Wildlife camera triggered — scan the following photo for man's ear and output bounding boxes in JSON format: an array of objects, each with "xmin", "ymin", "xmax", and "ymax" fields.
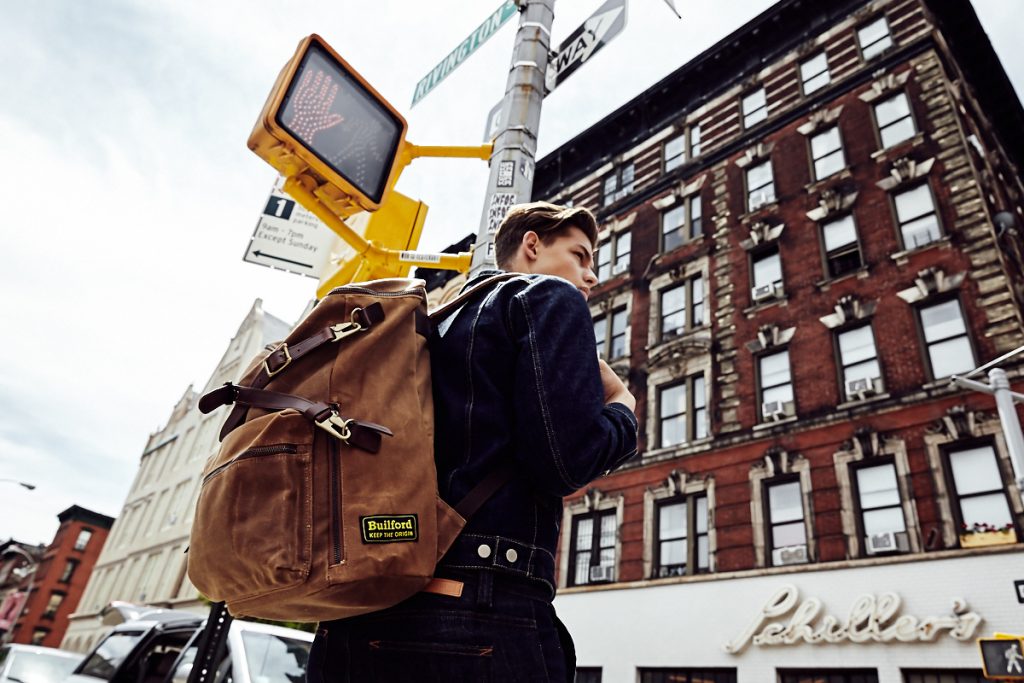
[{"xmin": 521, "ymin": 231, "xmax": 541, "ymax": 262}]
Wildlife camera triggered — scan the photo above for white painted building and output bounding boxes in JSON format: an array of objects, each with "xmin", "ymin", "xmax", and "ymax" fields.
[
  {"xmin": 62, "ymin": 300, "xmax": 292, "ymax": 653},
  {"xmin": 557, "ymin": 546, "xmax": 1024, "ymax": 683}
]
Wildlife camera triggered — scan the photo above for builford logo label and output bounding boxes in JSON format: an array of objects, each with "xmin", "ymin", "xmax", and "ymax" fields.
[{"xmin": 360, "ymin": 515, "xmax": 418, "ymax": 544}]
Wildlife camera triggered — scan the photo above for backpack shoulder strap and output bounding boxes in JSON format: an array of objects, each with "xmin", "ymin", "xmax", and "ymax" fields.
[{"xmin": 429, "ymin": 272, "xmax": 521, "ymax": 323}]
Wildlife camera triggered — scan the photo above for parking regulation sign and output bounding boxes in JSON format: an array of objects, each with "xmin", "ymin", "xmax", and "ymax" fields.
[{"xmin": 244, "ymin": 178, "xmax": 339, "ymax": 278}]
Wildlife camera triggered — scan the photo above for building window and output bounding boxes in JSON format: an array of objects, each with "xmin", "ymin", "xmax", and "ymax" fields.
[
  {"xmin": 893, "ymin": 184, "xmax": 941, "ymax": 249},
  {"xmin": 742, "ymin": 88, "xmax": 768, "ymax": 128},
  {"xmin": 780, "ymin": 671, "xmax": 878, "ymax": 683},
  {"xmin": 837, "ymin": 325, "xmax": 881, "ymax": 400},
  {"xmin": 918, "ymin": 299, "xmax": 976, "ymax": 379},
  {"xmin": 821, "ymin": 214, "xmax": 862, "ymax": 278},
  {"xmin": 766, "ymin": 479, "xmax": 808, "ymax": 565},
  {"xmin": 640, "ymin": 670, "xmax": 736, "ymax": 683},
  {"xmin": 746, "ymin": 160, "xmax": 776, "ymax": 211},
  {"xmin": 602, "ymin": 163, "xmax": 635, "ymax": 206},
  {"xmin": 811, "ymin": 127, "xmax": 845, "ymax": 180},
  {"xmin": 658, "ymin": 375, "xmax": 707, "ymax": 448},
  {"xmin": 758, "ymin": 350, "xmax": 793, "ymax": 420},
  {"xmin": 874, "ymin": 92, "xmax": 916, "ymax": 149},
  {"xmin": 662, "ymin": 195, "xmax": 702, "ymax": 252},
  {"xmin": 664, "ymin": 126, "xmax": 702, "ymax": 172},
  {"xmin": 858, "ymin": 16, "xmax": 893, "ymax": 60},
  {"xmin": 655, "ymin": 494, "xmax": 709, "ymax": 577},
  {"xmin": 854, "ymin": 462, "xmax": 908, "ymax": 553},
  {"xmin": 74, "ymin": 529, "xmax": 93, "ymax": 551},
  {"xmin": 751, "ymin": 248, "xmax": 783, "ymax": 301},
  {"xmin": 575, "ymin": 669, "xmax": 603, "ymax": 683},
  {"xmin": 800, "ymin": 53, "xmax": 831, "ymax": 95},
  {"xmin": 660, "ymin": 277, "xmax": 704, "ymax": 339},
  {"xmin": 570, "ymin": 510, "xmax": 617, "ymax": 586},
  {"xmin": 31, "ymin": 629, "xmax": 50, "ymax": 646},
  {"xmin": 59, "ymin": 559, "xmax": 79, "ymax": 583},
  {"xmin": 42, "ymin": 592, "xmax": 65, "ymax": 620},
  {"xmin": 594, "ymin": 308, "xmax": 629, "ymax": 361},
  {"xmin": 596, "ymin": 231, "xmax": 631, "ymax": 281},
  {"xmin": 948, "ymin": 444, "xmax": 1015, "ymax": 538},
  {"xmin": 903, "ymin": 671, "xmax": 986, "ymax": 683},
  {"xmin": 690, "ymin": 125, "xmax": 702, "ymax": 157}
]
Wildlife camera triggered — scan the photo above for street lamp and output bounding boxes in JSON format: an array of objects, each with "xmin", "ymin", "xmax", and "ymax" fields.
[
  {"xmin": 950, "ymin": 343, "xmax": 1024, "ymax": 498},
  {"xmin": 0, "ymin": 479, "xmax": 36, "ymax": 491},
  {"xmin": 1, "ymin": 546, "xmax": 39, "ymax": 645}
]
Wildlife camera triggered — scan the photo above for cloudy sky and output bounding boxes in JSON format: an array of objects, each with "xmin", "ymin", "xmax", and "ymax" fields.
[{"xmin": 1, "ymin": 0, "xmax": 1021, "ymax": 545}]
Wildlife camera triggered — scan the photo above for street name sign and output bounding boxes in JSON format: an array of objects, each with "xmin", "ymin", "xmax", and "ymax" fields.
[
  {"xmin": 244, "ymin": 177, "xmax": 339, "ymax": 278},
  {"xmin": 545, "ymin": 0, "xmax": 627, "ymax": 93},
  {"xmin": 412, "ymin": 0, "xmax": 519, "ymax": 107}
]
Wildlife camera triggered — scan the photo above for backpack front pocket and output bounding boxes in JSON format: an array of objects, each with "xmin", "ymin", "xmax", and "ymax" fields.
[{"xmin": 189, "ymin": 410, "xmax": 313, "ymax": 602}]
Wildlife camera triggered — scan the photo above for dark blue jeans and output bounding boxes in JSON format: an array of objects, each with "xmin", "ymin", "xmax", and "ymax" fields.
[{"xmin": 306, "ymin": 569, "xmax": 575, "ymax": 682}]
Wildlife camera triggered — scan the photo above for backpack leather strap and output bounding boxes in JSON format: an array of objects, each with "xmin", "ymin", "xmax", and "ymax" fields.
[
  {"xmin": 214, "ymin": 303, "xmax": 386, "ymax": 440},
  {"xmin": 200, "ymin": 384, "xmax": 392, "ymax": 454},
  {"xmin": 452, "ymin": 460, "xmax": 518, "ymax": 520},
  {"xmin": 428, "ymin": 273, "xmax": 520, "ymax": 324}
]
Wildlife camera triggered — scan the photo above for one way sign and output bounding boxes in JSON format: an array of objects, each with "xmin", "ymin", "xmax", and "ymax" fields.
[{"xmin": 545, "ymin": 0, "xmax": 627, "ymax": 93}]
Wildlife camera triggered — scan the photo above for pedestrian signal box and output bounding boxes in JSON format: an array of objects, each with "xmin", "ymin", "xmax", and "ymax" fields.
[
  {"xmin": 248, "ymin": 34, "xmax": 407, "ymax": 212},
  {"xmin": 979, "ymin": 636, "xmax": 1024, "ymax": 680}
]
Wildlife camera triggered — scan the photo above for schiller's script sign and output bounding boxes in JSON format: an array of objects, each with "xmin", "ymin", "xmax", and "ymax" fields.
[{"xmin": 723, "ymin": 584, "xmax": 982, "ymax": 653}]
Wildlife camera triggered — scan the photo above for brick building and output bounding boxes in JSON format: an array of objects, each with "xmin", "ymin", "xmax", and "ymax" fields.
[
  {"xmin": 4, "ymin": 506, "xmax": 113, "ymax": 648},
  {"xmin": 428, "ymin": 0, "xmax": 1024, "ymax": 680}
]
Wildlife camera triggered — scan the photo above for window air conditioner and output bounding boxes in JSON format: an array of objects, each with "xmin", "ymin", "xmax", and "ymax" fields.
[
  {"xmin": 771, "ymin": 544, "xmax": 808, "ymax": 566},
  {"xmin": 865, "ymin": 531, "xmax": 910, "ymax": 555},
  {"xmin": 613, "ymin": 261, "xmax": 629, "ymax": 275},
  {"xmin": 846, "ymin": 377, "xmax": 880, "ymax": 397},
  {"xmin": 588, "ymin": 565, "xmax": 616, "ymax": 583},
  {"xmin": 751, "ymin": 282, "xmax": 778, "ymax": 302},
  {"xmin": 762, "ymin": 400, "xmax": 787, "ymax": 420}
]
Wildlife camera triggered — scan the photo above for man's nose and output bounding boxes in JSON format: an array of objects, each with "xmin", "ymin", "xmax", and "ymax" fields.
[{"xmin": 583, "ymin": 267, "xmax": 598, "ymax": 287}]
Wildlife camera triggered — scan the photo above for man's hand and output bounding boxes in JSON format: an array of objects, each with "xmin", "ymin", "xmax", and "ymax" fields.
[{"xmin": 598, "ymin": 359, "xmax": 636, "ymax": 411}]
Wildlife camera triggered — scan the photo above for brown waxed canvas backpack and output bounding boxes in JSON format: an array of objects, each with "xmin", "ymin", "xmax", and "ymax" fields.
[{"xmin": 187, "ymin": 275, "xmax": 514, "ymax": 622}]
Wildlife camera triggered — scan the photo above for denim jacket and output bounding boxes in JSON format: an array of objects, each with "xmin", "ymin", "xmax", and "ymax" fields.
[{"xmin": 431, "ymin": 270, "xmax": 639, "ymax": 595}]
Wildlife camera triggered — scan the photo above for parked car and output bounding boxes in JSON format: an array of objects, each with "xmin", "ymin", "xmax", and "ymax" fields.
[
  {"xmin": 65, "ymin": 603, "xmax": 312, "ymax": 683},
  {"xmin": 0, "ymin": 643, "xmax": 83, "ymax": 683}
]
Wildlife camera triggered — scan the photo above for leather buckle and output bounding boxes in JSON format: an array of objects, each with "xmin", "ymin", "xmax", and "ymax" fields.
[
  {"xmin": 263, "ymin": 343, "xmax": 292, "ymax": 377},
  {"xmin": 316, "ymin": 411, "xmax": 353, "ymax": 442}
]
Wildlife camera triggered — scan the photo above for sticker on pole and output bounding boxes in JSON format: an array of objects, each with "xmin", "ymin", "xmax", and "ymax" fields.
[
  {"xmin": 487, "ymin": 193, "xmax": 518, "ymax": 233},
  {"xmin": 244, "ymin": 177, "xmax": 339, "ymax": 278},
  {"xmin": 399, "ymin": 251, "xmax": 442, "ymax": 264}
]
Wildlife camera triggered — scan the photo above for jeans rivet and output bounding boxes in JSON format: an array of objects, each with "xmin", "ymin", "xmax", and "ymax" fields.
[
  {"xmin": 477, "ymin": 543, "xmax": 492, "ymax": 559},
  {"xmin": 505, "ymin": 548, "xmax": 518, "ymax": 563}
]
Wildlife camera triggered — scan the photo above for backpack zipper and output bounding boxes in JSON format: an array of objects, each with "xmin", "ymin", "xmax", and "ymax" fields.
[
  {"xmin": 329, "ymin": 436, "xmax": 343, "ymax": 564},
  {"xmin": 326, "ymin": 285, "xmax": 425, "ymax": 298},
  {"xmin": 202, "ymin": 444, "xmax": 298, "ymax": 485}
]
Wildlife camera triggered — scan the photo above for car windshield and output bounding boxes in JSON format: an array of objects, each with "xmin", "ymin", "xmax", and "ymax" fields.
[
  {"xmin": 240, "ymin": 633, "xmax": 310, "ymax": 683},
  {"xmin": 4, "ymin": 649, "xmax": 81, "ymax": 683},
  {"xmin": 77, "ymin": 632, "xmax": 144, "ymax": 680}
]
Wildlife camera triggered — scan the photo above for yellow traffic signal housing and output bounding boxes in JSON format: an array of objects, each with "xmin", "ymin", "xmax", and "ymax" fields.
[
  {"xmin": 316, "ymin": 190, "xmax": 430, "ymax": 298},
  {"xmin": 248, "ymin": 34, "xmax": 407, "ymax": 213}
]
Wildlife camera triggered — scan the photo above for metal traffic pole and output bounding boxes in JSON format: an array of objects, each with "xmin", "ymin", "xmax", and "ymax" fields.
[
  {"xmin": 951, "ymin": 344, "xmax": 1024, "ymax": 497},
  {"xmin": 469, "ymin": 0, "xmax": 556, "ymax": 277}
]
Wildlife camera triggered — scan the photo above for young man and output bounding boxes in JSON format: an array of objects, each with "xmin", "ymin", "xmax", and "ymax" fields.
[{"xmin": 307, "ymin": 202, "xmax": 638, "ymax": 682}]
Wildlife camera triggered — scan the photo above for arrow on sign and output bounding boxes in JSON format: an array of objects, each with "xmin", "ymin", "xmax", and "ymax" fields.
[
  {"xmin": 545, "ymin": 0, "xmax": 627, "ymax": 92},
  {"xmin": 253, "ymin": 250, "xmax": 314, "ymax": 269}
]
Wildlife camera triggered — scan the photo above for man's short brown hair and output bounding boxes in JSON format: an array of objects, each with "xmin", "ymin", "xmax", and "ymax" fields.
[{"xmin": 493, "ymin": 201, "xmax": 599, "ymax": 268}]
